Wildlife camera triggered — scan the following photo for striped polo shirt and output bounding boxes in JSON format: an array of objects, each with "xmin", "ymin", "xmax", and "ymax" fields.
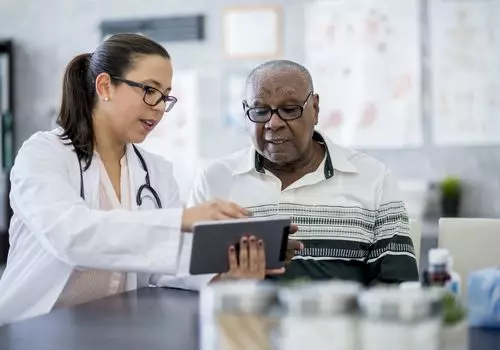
[
  {"xmin": 192, "ymin": 131, "xmax": 418, "ymax": 285},
  {"xmin": 158, "ymin": 131, "xmax": 418, "ymax": 290}
]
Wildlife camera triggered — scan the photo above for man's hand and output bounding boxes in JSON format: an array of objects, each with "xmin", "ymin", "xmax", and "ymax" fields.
[{"xmin": 285, "ymin": 224, "xmax": 303, "ymax": 265}]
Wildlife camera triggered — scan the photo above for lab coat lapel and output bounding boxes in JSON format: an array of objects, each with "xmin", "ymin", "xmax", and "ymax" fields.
[
  {"xmin": 125, "ymin": 144, "xmax": 148, "ymax": 291},
  {"xmin": 80, "ymin": 155, "xmax": 100, "ymax": 208}
]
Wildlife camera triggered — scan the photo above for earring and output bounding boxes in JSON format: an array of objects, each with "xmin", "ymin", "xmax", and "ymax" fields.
[{"xmin": 103, "ymin": 97, "xmax": 109, "ymax": 102}]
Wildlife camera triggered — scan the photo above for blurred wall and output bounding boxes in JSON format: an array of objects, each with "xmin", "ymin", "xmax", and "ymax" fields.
[{"xmin": 0, "ymin": 0, "xmax": 499, "ymax": 217}]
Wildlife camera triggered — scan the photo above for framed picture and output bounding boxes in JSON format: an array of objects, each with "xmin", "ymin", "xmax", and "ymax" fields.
[{"xmin": 222, "ymin": 5, "xmax": 283, "ymax": 59}]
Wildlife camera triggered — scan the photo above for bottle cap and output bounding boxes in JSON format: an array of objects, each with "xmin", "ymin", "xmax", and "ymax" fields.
[
  {"xmin": 399, "ymin": 281, "xmax": 422, "ymax": 290},
  {"xmin": 428, "ymin": 248, "xmax": 450, "ymax": 266},
  {"xmin": 359, "ymin": 286, "xmax": 442, "ymax": 321},
  {"xmin": 448, "ymin": 255, "xmax": 454, "ymax": 268},
  {"xmin": 278, "ymin": 280, "xmax": 361, "ymax": 316},
  {"xmin": 201, "ymin": 280, "xmax": 278, "ymax": 314}
]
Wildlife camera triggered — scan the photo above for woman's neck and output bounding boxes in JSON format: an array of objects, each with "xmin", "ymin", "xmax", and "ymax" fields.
[{"xmin": 93, "ymin": 113, "xmax": 126, "ymax": 164}]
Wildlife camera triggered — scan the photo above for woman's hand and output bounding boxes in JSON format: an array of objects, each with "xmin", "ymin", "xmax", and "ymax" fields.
[
  {"xmin": 212, "ymin": 235, "xmax": 285, "ymax": 282},
  {"xmin": 209, "ymin": 225, "xmax": 304, "ymax": 283},
  {"xmin": 181, "ymin": 199, "xmax": 249, "ymax": 232}
]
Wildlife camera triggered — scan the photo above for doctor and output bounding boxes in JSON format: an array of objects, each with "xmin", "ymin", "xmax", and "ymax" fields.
[{"xmin": 0, "ymin": 34, "xmax": 271, "ymax": 324}]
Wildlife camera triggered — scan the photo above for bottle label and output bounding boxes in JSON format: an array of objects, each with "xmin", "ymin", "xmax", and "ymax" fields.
[{"xmin": 446, "ymin": 280, "xmax": 460, "ymax": 296}]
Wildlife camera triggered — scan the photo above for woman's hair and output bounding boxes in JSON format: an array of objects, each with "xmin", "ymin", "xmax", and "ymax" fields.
[{"xmin": 57, "ymin": 33, "xmax": 170, "ymax": 170}]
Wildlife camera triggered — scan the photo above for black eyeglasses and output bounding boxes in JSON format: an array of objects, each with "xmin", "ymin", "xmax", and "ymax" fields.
[
  {"xmin": 111, "ymin": 76, "xmax": 178, "ymax": 112},
  {"xmin": 242, "ymin": 92, "xmax": 313, "ymax": 123}
]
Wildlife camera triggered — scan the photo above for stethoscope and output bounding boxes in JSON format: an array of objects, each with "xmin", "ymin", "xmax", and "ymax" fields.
[{"xmin": 78, "ymin": 145, "xmax": 162, "ymax": 208}]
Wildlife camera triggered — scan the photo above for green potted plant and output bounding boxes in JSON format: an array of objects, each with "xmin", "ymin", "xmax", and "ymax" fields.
[{"xmin": 439, "ymin": 176, "xmax": 462, "ymax": 217}]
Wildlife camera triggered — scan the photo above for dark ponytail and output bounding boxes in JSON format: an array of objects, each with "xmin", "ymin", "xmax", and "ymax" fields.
[
  {"xmin": 58, "ymin": 53, "xmax": 95, "ymax": 169},
  {"xmin": 57, "ymin": 34, "xmax": 170, "ymax": 170}
]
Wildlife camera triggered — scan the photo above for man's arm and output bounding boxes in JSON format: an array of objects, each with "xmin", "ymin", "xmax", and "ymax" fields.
[{"xmin": 365, "ymin": 168, "xmax": 419, "ymax": 285}]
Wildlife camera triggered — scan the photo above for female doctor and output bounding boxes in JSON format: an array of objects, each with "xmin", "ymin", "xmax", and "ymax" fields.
[{"xmin": 0, "ymin": 34, "xmax": 274, "ymax": 324}]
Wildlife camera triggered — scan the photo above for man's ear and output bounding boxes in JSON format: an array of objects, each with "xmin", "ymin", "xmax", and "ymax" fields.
[{"xmin": 312, "ymin": 93, "xmax": 320, "ymax": 125}]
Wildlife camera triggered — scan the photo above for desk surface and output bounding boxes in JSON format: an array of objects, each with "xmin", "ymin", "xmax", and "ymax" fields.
[
  {"xmin": 0, "ymin": 288, "xmax": 199, "ymax": 350},
  {"xmin": 0, "ymin": 287, "xmax": 499, "ymax": 350}
]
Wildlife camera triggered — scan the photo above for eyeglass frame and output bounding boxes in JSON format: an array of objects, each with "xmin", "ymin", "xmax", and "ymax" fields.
[
  {"xmin": 242, "ymin": 91, "xmax": 314, "ymax": 123},
  {"xmin": 110, "ymin": 76, "xmax": 178, "ymax": 112}
]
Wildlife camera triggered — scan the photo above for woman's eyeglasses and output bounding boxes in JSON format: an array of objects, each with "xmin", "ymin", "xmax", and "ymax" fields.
[{"xmin": 111, "ymin": 76, "xmax": 177, "ymax": 112}]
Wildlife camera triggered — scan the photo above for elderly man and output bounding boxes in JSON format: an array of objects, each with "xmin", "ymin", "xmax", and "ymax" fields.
[{"xmin": 160, "ymin": 60, "xmax": 418, "ymax": 289}]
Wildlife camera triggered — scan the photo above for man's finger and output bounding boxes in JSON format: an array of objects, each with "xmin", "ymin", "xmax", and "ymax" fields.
[
  {"xmin": 287, "ymin": 239, "xmax": 304, "ymax": 251},
  {"xmin": 289, "ymin": 224, "xmax": 299, "ymax": 234}
]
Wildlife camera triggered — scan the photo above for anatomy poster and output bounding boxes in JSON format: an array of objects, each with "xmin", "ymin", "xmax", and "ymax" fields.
[
  {"xmin": 139, "ymin": 70, "xmax": 199, "ymax": 203},
  {"xmin": 305, "ymin": 0, "xmax": 423, "ymax": 148},
  {"xmin": 430, "ymin": 0, "xmax": 500, "ymax": 146}
]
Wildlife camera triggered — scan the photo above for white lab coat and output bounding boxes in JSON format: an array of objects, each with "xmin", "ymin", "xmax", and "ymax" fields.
[{"xmin": 0, "ymin": 129, "xmax": 185, "ymax": 324}]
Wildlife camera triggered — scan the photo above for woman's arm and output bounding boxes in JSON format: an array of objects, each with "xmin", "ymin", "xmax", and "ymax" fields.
[{"xmin": 10, "ymin": 133, "xmax": 184, "ymax": 274}]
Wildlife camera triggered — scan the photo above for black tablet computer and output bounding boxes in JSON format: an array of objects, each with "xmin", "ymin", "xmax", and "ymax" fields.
[{"xmin": 189, "ymin": 216, "xmax": 291, "ymax": 275}]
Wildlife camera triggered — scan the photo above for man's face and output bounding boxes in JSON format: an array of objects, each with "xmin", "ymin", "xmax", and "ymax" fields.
[{"xmin": 244, "ymin": 70, "xmax": 319, "ymax": 166}]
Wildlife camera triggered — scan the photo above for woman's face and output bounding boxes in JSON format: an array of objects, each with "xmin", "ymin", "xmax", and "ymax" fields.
[{"xmin": 96, "ymin": 54, "xmax": 174, "ymax": 144}]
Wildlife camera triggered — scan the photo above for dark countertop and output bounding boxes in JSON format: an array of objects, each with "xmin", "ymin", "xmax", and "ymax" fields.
[
  {"xmin": 0, "ymin": 287, "xmax": 498, "ymax": 350},
  {"xmin": 0, "ymin": 288, "xmax": 199, "ymax": 350}
]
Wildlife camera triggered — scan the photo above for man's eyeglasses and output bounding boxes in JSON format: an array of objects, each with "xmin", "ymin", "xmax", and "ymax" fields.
[
  {"xmin": 242, "ymin": 92, "xmax": 313, "ymax": 123},
  {"xmin": 111, "ymin": 76, "xmax": 177, "ymax": 112}
]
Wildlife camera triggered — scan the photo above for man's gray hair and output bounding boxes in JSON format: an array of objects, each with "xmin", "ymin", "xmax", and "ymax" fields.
[{"xmin": 246, "ymin": 60, "xmax": 314, "ymax": 92}]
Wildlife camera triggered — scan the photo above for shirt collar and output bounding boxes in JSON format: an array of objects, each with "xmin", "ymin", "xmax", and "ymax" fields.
[{"xmin": 232, "ymin": 130, "xmax": 358, "ymax": 178}]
